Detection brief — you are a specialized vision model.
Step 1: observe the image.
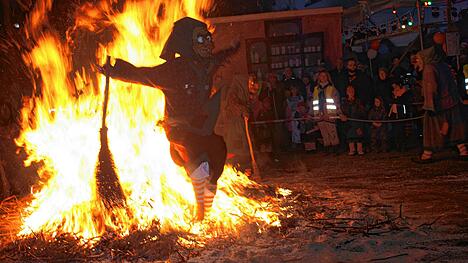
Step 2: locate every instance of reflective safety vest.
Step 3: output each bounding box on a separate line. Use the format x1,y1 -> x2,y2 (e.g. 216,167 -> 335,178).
311,84 -> 338,116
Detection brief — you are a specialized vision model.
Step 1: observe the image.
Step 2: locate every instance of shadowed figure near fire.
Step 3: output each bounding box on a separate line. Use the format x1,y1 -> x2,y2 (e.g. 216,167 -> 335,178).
98,17 -> 239,220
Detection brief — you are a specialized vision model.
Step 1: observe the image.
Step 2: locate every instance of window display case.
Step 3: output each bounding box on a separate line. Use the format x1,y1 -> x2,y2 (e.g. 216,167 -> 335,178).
246,19 -> 324,79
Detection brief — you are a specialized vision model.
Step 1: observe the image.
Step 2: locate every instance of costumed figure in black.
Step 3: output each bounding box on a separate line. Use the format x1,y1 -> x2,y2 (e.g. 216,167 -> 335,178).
99,17 -> 239,220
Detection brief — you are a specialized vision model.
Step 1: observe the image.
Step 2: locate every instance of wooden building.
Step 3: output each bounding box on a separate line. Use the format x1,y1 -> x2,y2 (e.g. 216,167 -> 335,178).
209,6 -> 343,84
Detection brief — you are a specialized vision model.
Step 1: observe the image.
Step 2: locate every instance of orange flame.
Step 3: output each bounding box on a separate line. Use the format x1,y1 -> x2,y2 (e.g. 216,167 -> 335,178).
16,0 -> 283,242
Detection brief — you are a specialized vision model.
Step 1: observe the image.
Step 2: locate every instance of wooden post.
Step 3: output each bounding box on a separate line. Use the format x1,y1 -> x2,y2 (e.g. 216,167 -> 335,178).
416,0 -> 424,50
243,116 -> 261,180
447,0 -> 453,29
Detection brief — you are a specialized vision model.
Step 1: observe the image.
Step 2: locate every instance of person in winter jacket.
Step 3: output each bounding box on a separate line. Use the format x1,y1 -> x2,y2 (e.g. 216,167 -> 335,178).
368,97 -> 387,152
341,85 -> 367,155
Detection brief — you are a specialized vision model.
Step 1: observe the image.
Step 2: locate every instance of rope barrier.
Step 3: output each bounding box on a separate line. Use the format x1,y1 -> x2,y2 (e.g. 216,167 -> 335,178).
250,115 -> 424,125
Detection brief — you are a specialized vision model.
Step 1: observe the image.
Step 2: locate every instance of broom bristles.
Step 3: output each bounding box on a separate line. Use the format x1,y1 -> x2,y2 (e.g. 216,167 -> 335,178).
95,129 -> 126,209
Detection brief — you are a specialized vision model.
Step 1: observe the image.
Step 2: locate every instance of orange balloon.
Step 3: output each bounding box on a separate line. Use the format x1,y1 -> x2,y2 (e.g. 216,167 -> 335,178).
370,39 -> 380,50
433,32 -> 446,45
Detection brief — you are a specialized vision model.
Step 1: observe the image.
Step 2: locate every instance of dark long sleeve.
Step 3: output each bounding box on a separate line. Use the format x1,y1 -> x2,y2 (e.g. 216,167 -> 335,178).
110,59 -> 173,89
213,43 -> 239,66
208,43 -> 241,75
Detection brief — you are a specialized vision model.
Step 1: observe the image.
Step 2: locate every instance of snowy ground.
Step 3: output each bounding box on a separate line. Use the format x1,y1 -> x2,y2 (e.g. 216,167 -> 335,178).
182,150 -> 468,262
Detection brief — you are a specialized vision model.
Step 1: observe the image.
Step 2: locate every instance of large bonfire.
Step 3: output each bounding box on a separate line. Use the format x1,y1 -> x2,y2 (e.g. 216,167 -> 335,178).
11,0 -> 284,244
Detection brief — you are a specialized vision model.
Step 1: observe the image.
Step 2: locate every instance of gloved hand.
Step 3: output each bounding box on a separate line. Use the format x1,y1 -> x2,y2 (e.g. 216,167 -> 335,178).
95,59 -> 114,75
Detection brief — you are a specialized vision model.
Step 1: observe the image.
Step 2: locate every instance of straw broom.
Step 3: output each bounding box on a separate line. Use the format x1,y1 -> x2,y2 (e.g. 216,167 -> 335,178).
95,56 -> 126,209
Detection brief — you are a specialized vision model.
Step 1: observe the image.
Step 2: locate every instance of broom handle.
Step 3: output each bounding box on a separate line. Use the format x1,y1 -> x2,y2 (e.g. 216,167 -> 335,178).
101,56 -> 111,129
243,116 -> 260,176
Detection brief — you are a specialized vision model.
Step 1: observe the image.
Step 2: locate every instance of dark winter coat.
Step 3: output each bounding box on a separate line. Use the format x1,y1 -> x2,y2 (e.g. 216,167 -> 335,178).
368,105 -> 386,121
373,79 -> 393,107
109,49 -> 234,136
339,71 -> 373,107
389,91 -> 413,119
341,98 -> 366,140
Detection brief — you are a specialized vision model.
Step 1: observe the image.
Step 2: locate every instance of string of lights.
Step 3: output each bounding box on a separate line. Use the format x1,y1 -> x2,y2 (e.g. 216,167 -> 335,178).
344,1 -> 463,42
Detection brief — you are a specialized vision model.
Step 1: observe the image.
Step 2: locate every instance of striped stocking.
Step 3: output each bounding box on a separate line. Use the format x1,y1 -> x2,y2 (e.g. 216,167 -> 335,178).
204,183 -> 217,215
190,162 -> 210,220
421,150 -> 433,160
457,144 -> 467,156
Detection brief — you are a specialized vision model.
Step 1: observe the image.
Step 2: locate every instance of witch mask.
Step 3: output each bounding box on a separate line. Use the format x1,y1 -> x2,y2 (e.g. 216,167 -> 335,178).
192,27 -> 214,59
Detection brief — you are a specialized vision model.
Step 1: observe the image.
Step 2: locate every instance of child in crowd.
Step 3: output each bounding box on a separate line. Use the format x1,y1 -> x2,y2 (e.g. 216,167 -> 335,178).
286,85 -> 305,148
297,101 -> 309,136
368,97 -> 387,152
388,80 -> 413,151
341,85 -> 366,155
303,74 -> 314,102
374,68 -> 393,107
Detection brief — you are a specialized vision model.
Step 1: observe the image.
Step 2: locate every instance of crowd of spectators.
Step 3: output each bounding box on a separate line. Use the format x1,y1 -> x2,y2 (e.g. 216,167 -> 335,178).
223,49 -> 468,163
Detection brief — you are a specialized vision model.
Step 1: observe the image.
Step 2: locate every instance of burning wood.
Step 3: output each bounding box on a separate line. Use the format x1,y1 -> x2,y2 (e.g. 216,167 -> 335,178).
0,186 -> 425,262
0,222 -> 177,262
0,184 -> 288,261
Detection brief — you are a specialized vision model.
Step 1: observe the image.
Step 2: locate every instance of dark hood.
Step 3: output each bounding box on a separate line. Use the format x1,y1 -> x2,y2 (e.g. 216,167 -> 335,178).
160,17 -> 208,61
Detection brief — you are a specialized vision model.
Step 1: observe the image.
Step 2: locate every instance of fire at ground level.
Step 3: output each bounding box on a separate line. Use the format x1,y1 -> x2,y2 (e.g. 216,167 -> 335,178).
0,149 -> 467,262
